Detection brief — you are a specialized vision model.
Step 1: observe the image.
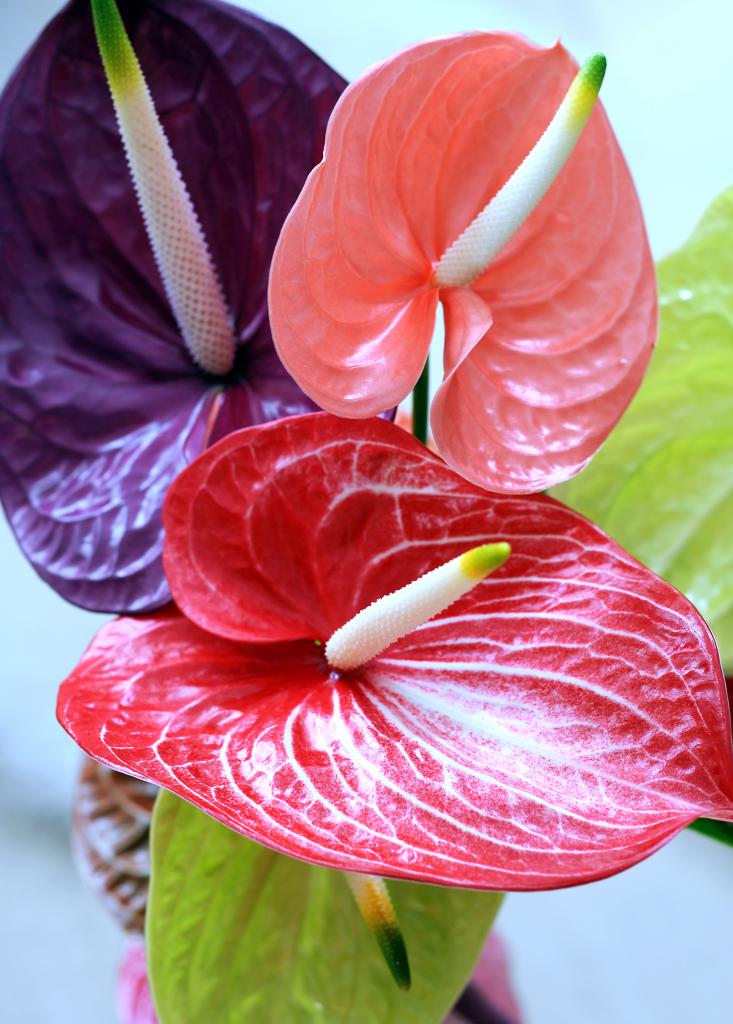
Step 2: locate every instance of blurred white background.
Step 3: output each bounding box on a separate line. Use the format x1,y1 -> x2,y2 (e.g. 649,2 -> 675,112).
2,1 -> 732,1022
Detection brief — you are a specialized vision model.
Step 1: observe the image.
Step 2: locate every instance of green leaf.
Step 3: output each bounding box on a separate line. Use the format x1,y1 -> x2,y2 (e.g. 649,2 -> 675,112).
555,187 -> 733,671
688,817 -> 733,848
147,792 -> 503,1024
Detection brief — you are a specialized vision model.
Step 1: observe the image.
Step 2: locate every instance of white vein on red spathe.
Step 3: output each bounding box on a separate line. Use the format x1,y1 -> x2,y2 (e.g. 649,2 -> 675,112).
59,422 -> 733,890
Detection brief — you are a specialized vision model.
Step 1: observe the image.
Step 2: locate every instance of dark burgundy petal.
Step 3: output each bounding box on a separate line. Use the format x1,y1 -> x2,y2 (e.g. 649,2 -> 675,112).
448,933 -> 523,1024
0,0 -> 344,612
210,320 -> 319,445
0,376 -> 212,612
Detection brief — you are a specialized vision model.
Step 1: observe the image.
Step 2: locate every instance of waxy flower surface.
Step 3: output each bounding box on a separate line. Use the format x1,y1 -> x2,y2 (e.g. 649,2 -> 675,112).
0,0 -> 344,612
270,34 -> 657,494
58,415 -> 733,890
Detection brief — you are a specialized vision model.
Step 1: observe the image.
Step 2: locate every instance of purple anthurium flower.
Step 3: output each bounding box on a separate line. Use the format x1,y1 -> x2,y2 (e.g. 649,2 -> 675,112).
0,0 -> 345,612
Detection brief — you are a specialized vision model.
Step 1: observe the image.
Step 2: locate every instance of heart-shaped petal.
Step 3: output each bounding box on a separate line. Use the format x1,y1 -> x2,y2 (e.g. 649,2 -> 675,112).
0,0 -> 344,611
269,35 -> 657,493
58,416 -> 733,889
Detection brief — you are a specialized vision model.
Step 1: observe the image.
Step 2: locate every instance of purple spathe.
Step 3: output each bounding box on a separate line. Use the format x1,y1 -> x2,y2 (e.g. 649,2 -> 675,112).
0,0 -> 345,612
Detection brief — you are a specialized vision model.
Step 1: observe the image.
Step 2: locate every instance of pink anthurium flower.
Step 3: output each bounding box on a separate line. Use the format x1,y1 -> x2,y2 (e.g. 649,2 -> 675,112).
58,415 -> 733,890
118,943 -> 157,1024
269,35 -> 657,494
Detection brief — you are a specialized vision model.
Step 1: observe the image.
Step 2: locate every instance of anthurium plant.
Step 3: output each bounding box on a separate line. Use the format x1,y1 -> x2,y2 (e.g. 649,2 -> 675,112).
1,0 -> 732,1022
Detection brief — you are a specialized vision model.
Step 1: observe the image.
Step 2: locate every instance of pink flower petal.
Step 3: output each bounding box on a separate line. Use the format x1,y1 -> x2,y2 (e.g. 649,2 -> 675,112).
269,34 -> 657,493
117,942 -> 157,1024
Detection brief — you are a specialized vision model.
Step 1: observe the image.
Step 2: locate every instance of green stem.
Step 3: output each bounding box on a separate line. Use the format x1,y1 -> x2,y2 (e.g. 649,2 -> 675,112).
687,818 -> 733,848
412,356 -> 430,446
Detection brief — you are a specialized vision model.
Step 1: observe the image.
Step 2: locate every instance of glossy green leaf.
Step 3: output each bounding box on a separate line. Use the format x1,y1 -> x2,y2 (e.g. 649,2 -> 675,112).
688,817 -> 733,848
147,792 -> 503,1024
556,187 -> 733,671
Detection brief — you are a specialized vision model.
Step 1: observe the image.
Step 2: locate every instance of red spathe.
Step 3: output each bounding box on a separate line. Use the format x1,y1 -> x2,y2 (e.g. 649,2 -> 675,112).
58,415 -> 733,890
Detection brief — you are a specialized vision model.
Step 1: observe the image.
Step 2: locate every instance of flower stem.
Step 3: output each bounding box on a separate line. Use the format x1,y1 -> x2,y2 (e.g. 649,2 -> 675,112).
412,356 -> 430,446
688,818 -> 733,848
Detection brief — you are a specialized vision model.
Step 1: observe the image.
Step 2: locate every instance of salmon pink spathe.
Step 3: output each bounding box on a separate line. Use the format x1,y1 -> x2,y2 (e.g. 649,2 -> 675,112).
269,34 -> 657,494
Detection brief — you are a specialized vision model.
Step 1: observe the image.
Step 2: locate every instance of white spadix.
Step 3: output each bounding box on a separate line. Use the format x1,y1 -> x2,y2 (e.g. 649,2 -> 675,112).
91,0 -> 236,376
434,53 -> 607,288
326,542 -> 510,671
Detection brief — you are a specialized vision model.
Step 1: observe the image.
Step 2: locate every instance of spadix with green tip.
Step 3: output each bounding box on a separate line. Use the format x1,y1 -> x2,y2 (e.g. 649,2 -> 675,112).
435,54 -> 606,287
326,542 -> 511,671
269,35 -> 655,495
148,791 -> 502,1024
345,872 -> 411,991
92,0 -> 236,376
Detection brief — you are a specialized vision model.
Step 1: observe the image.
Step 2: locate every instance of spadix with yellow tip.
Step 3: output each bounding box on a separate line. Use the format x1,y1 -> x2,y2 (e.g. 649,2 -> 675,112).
91,0 -> 236,376
434,54 -> 606,288
344,872 -> 411,991
326,542 -> 510,671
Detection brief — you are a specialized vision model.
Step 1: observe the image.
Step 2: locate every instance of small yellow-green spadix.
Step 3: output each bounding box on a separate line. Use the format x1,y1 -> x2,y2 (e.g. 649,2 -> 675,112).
91,0 -> 236,376
326,542 -> 510,671
345,872 -> 411,991
434,53 -> 606,288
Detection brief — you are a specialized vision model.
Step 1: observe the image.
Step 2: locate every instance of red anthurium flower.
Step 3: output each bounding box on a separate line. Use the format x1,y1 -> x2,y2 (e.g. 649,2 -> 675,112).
58,415 -> 733,890
0,0 -> 344,612
269,35 -> 657,494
